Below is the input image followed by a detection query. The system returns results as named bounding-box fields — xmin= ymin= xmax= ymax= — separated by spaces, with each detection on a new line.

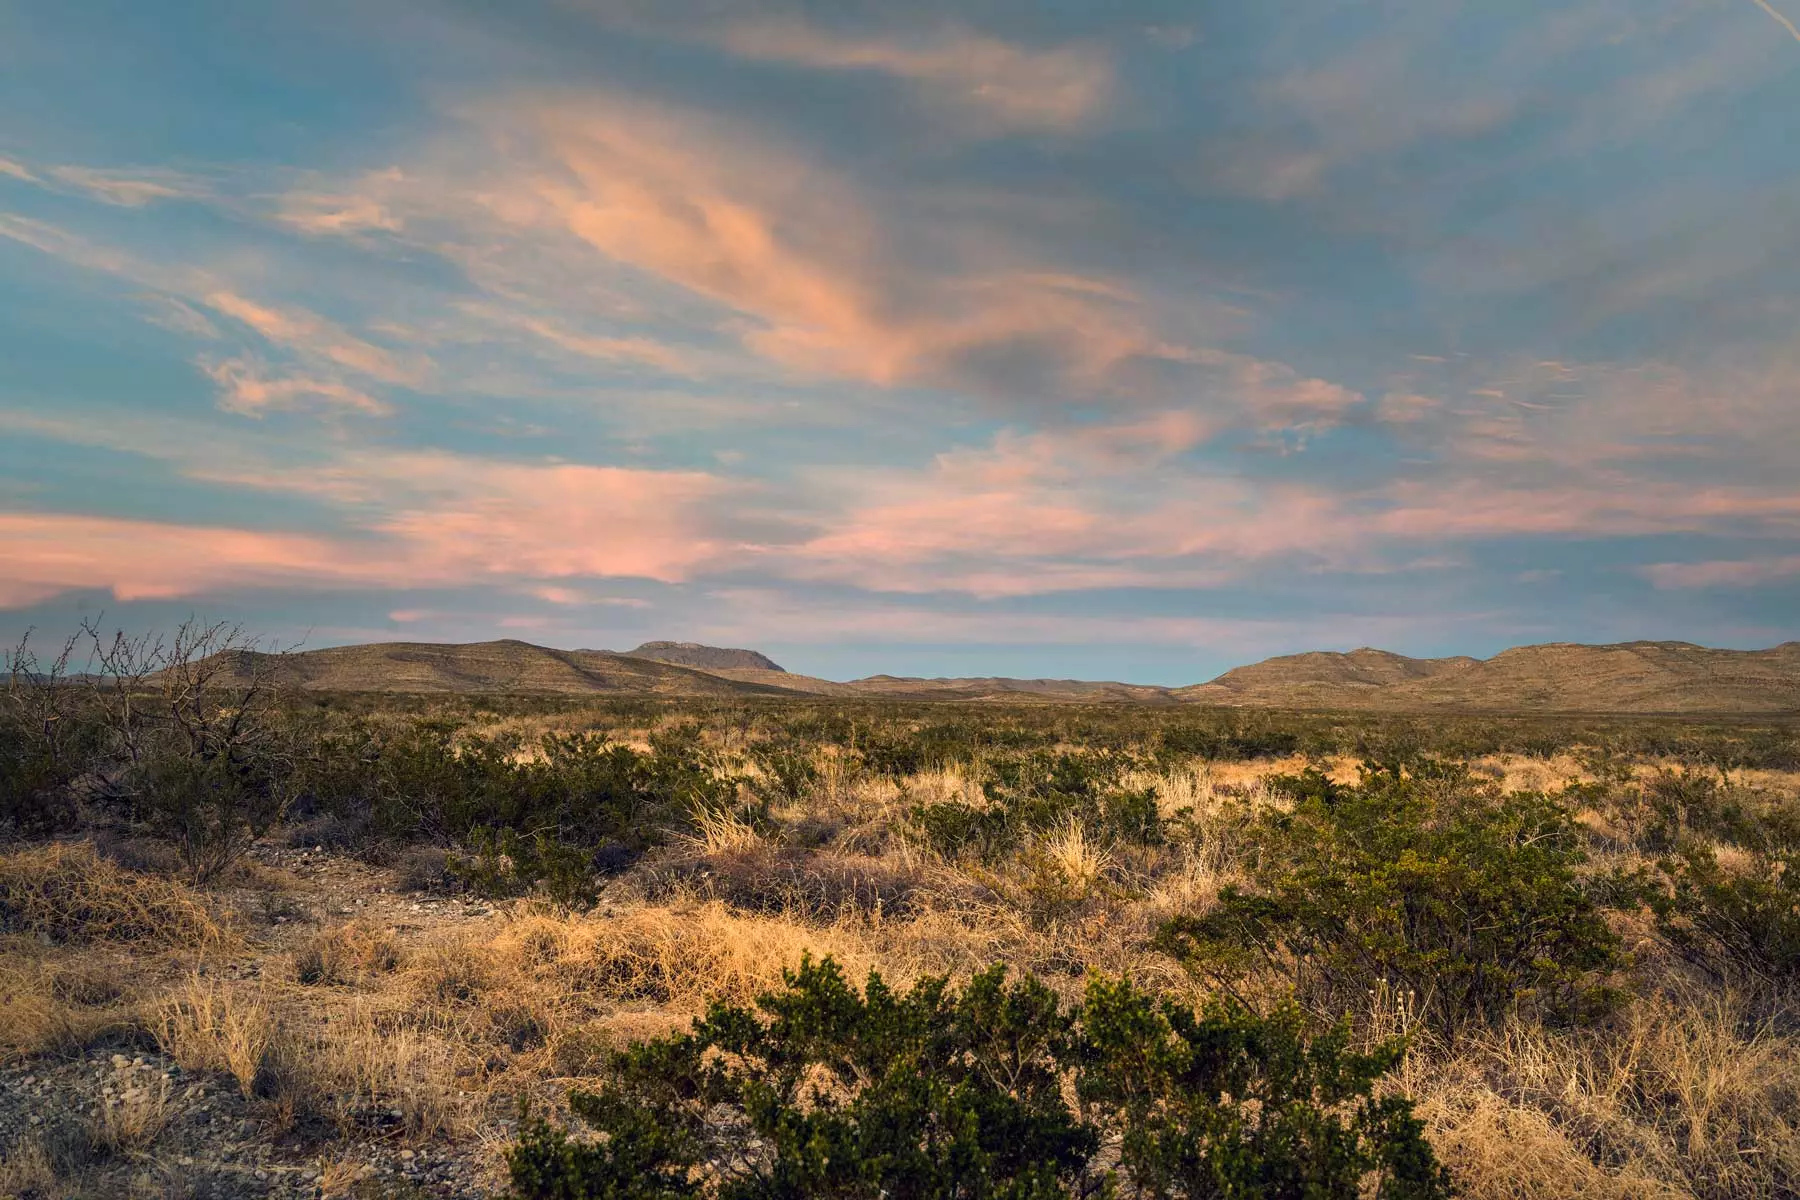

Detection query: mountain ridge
xmin=189 ymin=637 xmax=1800 ymax=713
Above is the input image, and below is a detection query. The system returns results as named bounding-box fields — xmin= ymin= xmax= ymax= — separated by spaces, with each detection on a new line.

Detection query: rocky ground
xmin=0 ymin=840 xmax=528 ymax=1200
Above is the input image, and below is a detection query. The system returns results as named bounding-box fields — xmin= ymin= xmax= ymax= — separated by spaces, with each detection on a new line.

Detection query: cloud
xmin=0 ymin=158 xmax=39 ymax=183
xmin=1748 ymin=0 xmax=1800 ymax=43
xmin=44 ymin=165 xmax=209 ymax=207
xmin=694 ymin=587 xmax=1475 ymax=652
xmin=0 ymin=212 xmax=428 ymax=415
xmin=784 ymin=418 xmax=1354 ymax=596
xmin=713 ymin=18 xmax=1114 ymax=132
xmin=276 ymin=170 xmax=408 ymax=234
xmin=201 ymin=357 xmax=392 ymax=417
xmin=0 ymin=513 xmax=374 ymax=606
xmin=271 ymin=90 xmax=1351 ymax=425
xmin=1641 ymin=555 xmax=1800 ymax=589
xmin=0 ymin=446 xmax=754 ymax=610
xmin=202 ymin=291 xmax=424 ymax=387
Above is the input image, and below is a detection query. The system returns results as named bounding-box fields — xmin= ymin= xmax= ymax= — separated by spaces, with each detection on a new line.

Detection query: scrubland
xmin=4 ymin=635 xmax=1800 ymax=1197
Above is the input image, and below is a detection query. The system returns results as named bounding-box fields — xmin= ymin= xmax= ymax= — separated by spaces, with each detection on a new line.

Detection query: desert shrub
xmin=1159 ymin=724 xmax=1300 ymax=761
xmin=298 ymin=722 xmax=737 ymax=900
xmin=449 ymin=825 xmax=598 ymax=907
xmin=1077 ymin=976 xmax=1452 ymax=1199
xmin=911 ymin=751 xmax=1162 ymax=862
xmin=507 ymin=957 xmax=1450 ymax=1200
xmin=1158 ymin=762 xmax=1625 ymax=1036
xmin=1653 ymin=842 xmax=1800 ymax=984
xmin=1 ymin=631 xmax=103 ymax=834
xmin=129 ymin=749 xmax=292 ymax=884
xmin=751 ymin=746 xmax=821 ymax=803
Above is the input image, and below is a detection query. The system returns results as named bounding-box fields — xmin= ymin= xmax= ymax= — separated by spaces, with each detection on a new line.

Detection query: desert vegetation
xmin=3 ymin=627 xmax=1800 ymax=1197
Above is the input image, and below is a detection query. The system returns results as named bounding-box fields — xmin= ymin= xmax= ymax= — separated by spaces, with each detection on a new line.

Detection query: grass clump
xmin=0 ymin=842 xmax=229 ymax=949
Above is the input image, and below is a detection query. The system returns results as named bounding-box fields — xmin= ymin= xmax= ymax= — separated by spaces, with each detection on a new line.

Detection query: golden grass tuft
xmin=1036 ymin=818 xmax=1111 ymax=899
xmin=299 ymin=1001 xmax=472 ymax=1139
xmin=151 ymin=974 xmax=277 ymax=1098
xmin=1403 ymin=985 xmax=1800 ymax=1199
xmin=291 ymin=919 xmax=404 ymax=986
xmin=442 ymin=902 xmax=875 ymax=1014
xmin=88 ymin=1076 xmax=174 ymax=1160
xmin=0 ymin=842 xmax=230 ymax=949
xmin=685 ymin=805 xmax=765 ymax=856
xmin=0 ymin=949 xmax=145 ymax=1059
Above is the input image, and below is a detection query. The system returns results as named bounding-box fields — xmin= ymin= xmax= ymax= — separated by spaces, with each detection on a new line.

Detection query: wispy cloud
xmin=44 ymin=165 xmax=210 ymax=207
xmin=201 ymin=357 xmax=392 ymax=417
xmin=713 ymin=18 xmax=1114 ymax=132
xmin=1747 ymin=0 xmax=1800 ymax=44
xmin=1641 ymin=555 xmax=1800 ymax=589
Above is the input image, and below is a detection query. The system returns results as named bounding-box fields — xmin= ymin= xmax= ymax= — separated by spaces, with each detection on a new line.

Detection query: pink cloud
xmin=202 ymin=357 xmax=391 ymax=417
xmin=1641 ymin=556 xmax=1800 ymax=589
xmin=0 ymin=452 xmax=746 ymax=609
xmin=45 ymin=165 xmax=208 ymax=207
xmin=784 ymin=420 xmax=1356 ymax=596
xmin=713 ymin=20 xmax=1114 ymax=132
xmin=0 ymin=513 xmax=375 ymax=606
xmin=202 ymin=291 xmax=423 ymax=387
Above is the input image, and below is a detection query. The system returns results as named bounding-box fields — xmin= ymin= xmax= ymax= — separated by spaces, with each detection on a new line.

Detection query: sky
xmin=2 ymin=0 xmax=1798 ymax=684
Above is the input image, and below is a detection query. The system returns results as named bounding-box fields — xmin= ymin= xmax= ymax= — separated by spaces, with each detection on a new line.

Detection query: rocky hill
xmin=200 ymin=640 xmax=793 ymax=697
xmin=182 ymin=637 xmax=1800 ymax=712
xmin=622 ymin=641 xmax=786 ymax=672
xmin=1178 ymin=641 xmax=1800 ymax=713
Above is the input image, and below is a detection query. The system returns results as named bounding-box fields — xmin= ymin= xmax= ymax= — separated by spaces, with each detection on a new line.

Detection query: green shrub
xmin=910 ymin=752 xmax=1162 ymax=862
xmin=1653 ymin=842 xmax=1800 ymax=983
xmin=1158 ymin=762 xmax=1625 ymax=1036
xmin=1077 ymin=977 xmax=1452 ymax=1199
xmin=506 ymin=957 xmax=1451 ymax=1200
xmin=448 ymin=825 xmax=598 ymax=907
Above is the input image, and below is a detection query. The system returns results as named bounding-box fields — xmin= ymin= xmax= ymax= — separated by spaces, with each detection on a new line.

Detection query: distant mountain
xmin=199 ymin=640 xmax=793 ymax=698
xmin=1178 ymin=641 xmax=1800 ymax=714
xmin=182 ymin=637 xmax=1800 ymax=713
xmin=1178 ymin=648 xmax=1479 ymax=706
xmin=623 ymin=641 xmax=786 ymax=672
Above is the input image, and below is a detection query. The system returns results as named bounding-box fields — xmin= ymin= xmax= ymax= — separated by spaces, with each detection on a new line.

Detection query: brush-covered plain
xmin=4 ymin=638 xmax=1800 ymax=1198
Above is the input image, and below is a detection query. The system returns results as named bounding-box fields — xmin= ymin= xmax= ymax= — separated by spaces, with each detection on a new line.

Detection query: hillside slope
xmin=180 ymin=637 xmax=1800 ymax=712
xmin=204 ymin=640 xmax=798 ymax=697
xmin=623 ymin=641 xmax=786 ymax=672
xmin=1178 ymin=641 xmax=1800 ymax=713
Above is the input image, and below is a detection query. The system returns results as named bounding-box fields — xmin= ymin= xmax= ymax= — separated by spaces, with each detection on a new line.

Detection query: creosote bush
xmin=506 ymin=956 xmax=1451 ymax=1200
xmin=1157 ymin=761 xmax=1626 ymax=1036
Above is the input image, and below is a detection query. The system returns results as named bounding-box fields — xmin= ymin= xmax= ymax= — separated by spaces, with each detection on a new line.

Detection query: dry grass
xmin=0 ymin=1134 xmax=60 ymax=1197
xmin=1036 ymin=818 xmax=1112 ymax=899
xmin=291 ymin=919 xmax=404 ymax=986
xmin=88 ymin=1076 xmax=174 ymax=1160
xmin=1 ymin=745 xmax=1792 ymax=1195
xmin=685 ymin=804 xmax=765 ymax=856
xmin=150 ymin=974 xmax=276 ymax=1098
xmin=0 ymin=842 xmax=230 ymax=949
xmin=295 ymin=1000 xmax=471 ymax=1139
xmin=1404 ymin=985 xmax=1800 ymax=1199
xmin=0 ymin=948 xmax=146 ymax=1059
xmin=421 ymin=902 xmax=875 ymax=1017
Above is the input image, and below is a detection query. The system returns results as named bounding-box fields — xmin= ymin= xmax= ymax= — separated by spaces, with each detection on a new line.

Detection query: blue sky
xmin=2 ymin=0 xmax=1798 ymax=683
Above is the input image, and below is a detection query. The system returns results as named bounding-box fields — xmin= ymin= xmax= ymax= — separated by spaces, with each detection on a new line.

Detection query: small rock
xmin=399 ymin=1150 xmax=416 ymax=1162
xmin=111 ymin=1054 xmax=130 ymax=1070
